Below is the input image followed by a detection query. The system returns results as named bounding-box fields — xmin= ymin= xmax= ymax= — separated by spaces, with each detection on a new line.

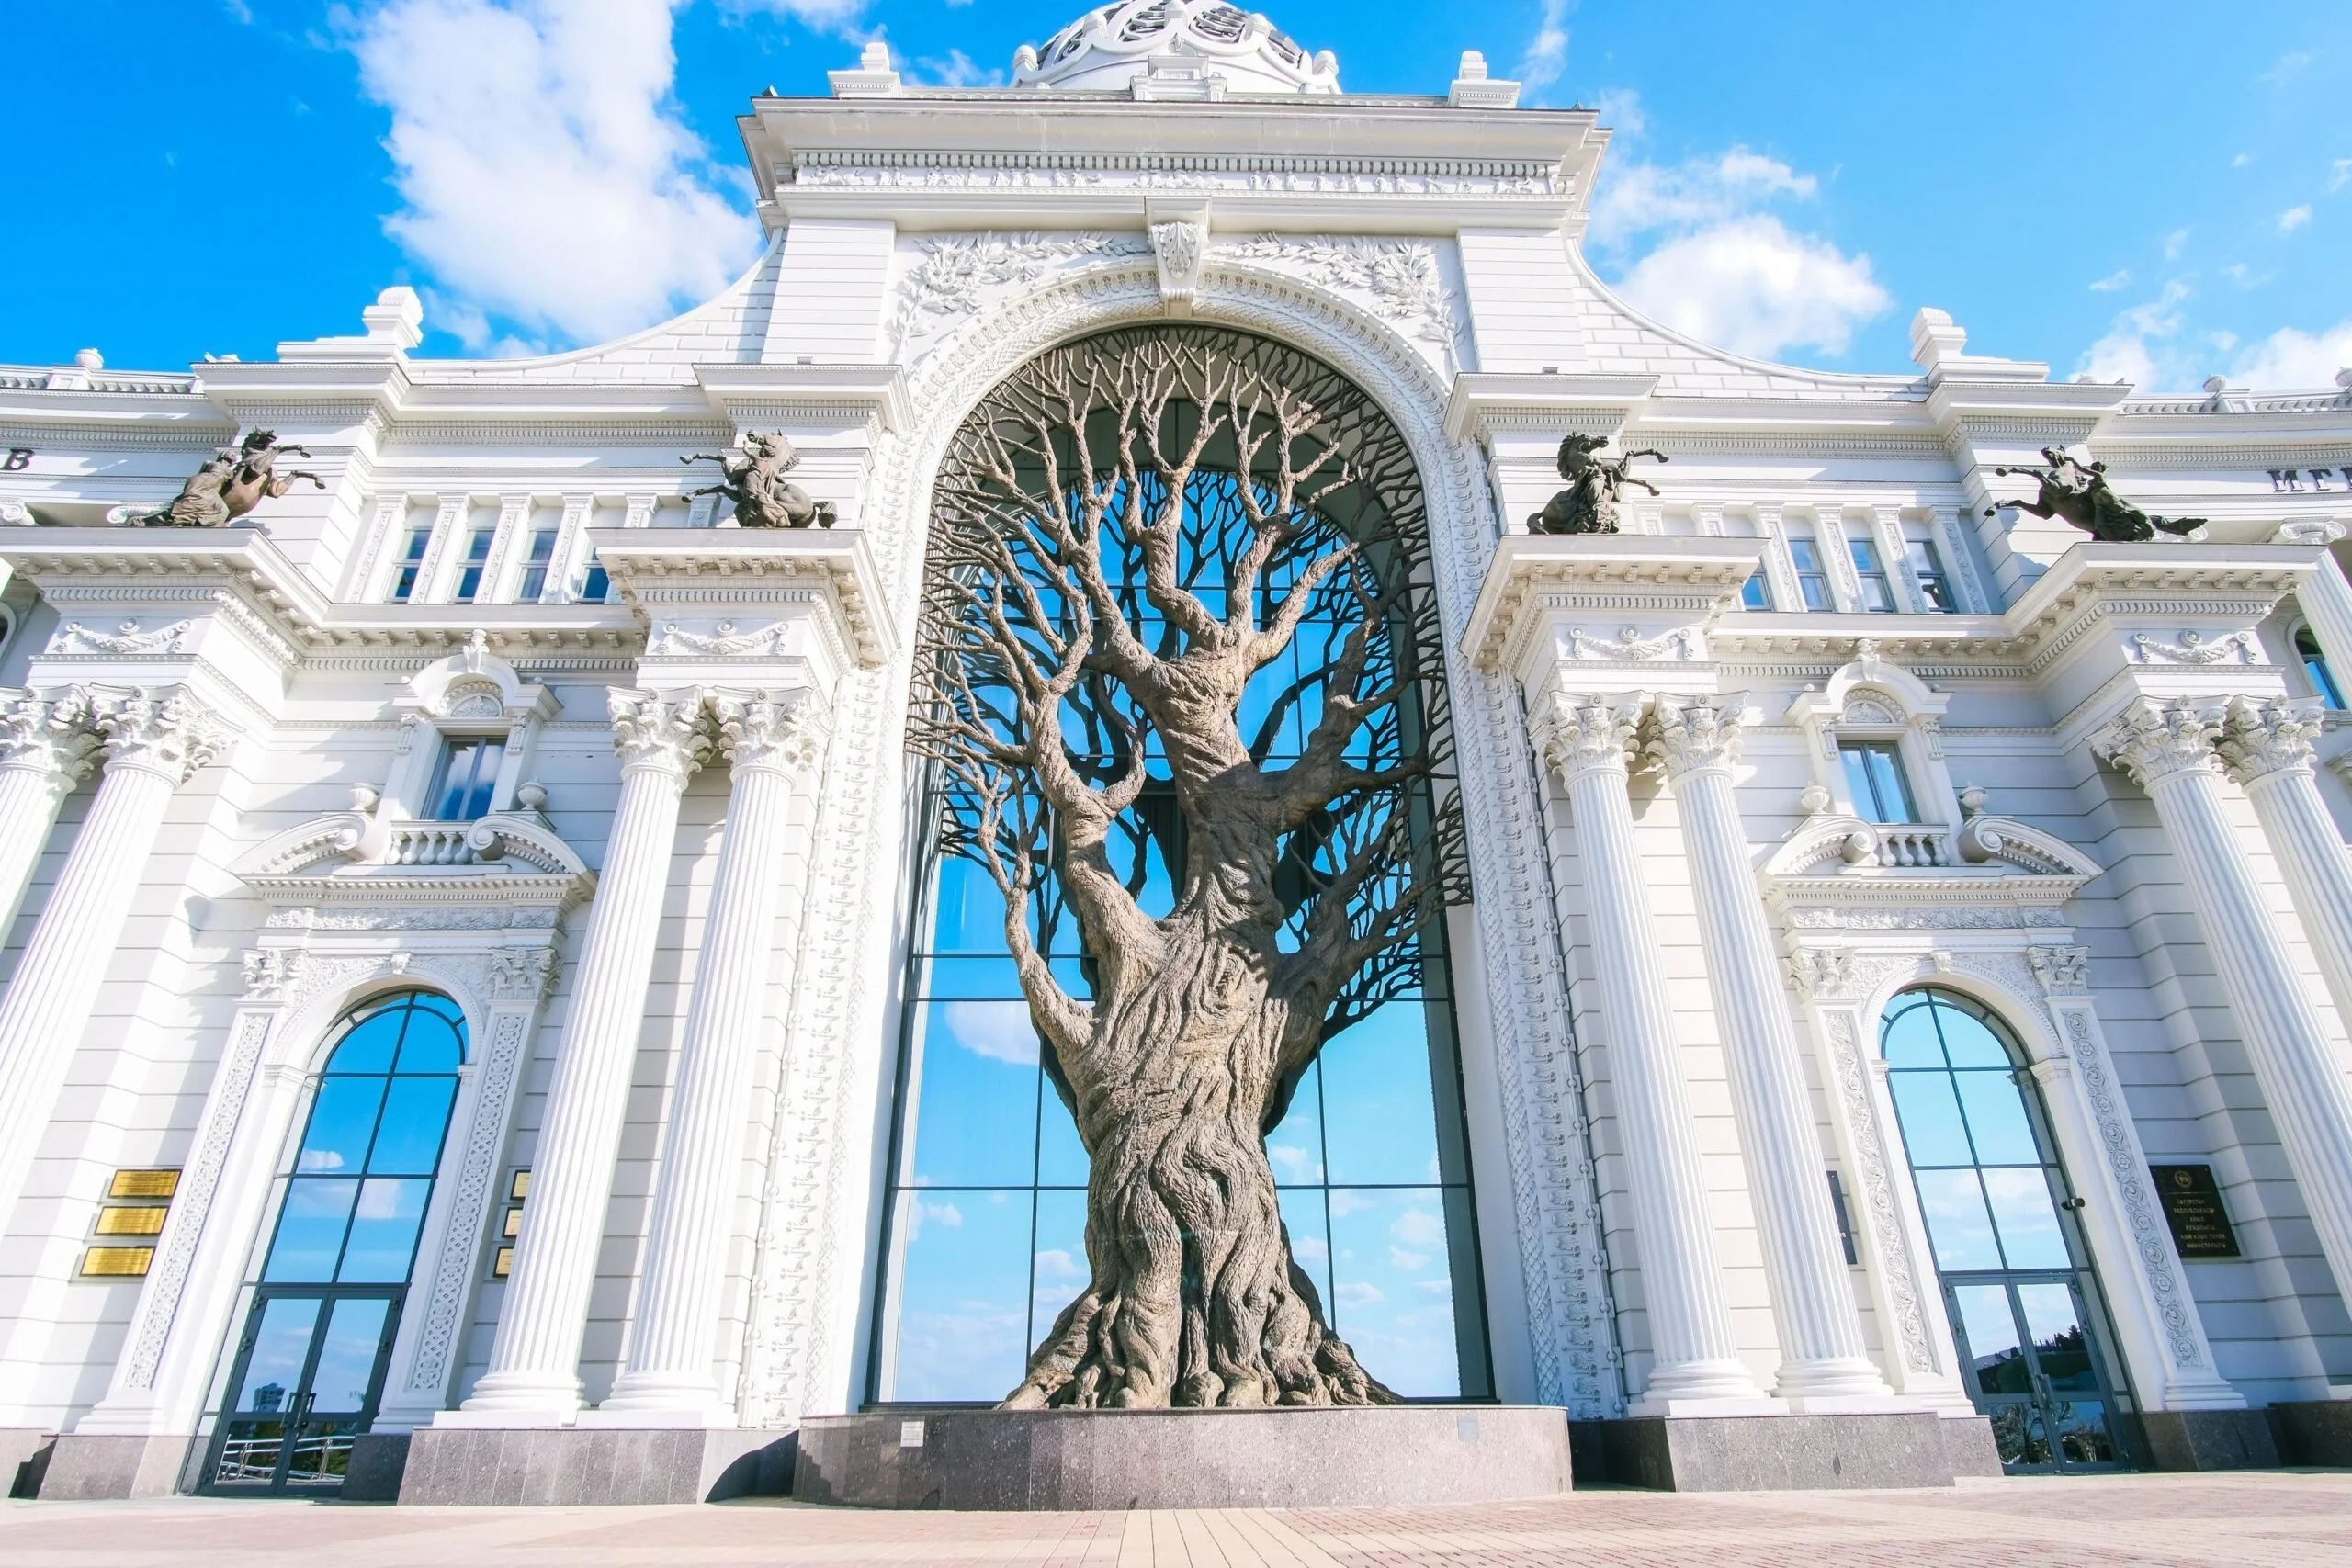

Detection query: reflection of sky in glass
xmin=1881 ymin=989 xmax=2081 ymax=1275
xmin=260 ymin=992 xmax=465 ymax=1285
xmin=310 ymin=1297 xmax=390 ymax=1411
xmin=878 ymin=849 xmax=1491 ymax=1402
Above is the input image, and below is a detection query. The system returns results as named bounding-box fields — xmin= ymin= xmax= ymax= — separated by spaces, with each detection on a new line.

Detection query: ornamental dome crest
xmin=1012 ymin=1 xmax=1340 ymax=97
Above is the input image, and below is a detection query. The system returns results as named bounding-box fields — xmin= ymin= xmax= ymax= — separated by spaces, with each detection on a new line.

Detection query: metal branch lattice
xmin=909 ymin=324 xmax=1468 ymax=1409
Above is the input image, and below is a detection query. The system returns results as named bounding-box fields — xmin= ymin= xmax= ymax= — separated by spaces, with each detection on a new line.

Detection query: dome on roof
xmin=1013 ymin=2 xmax=1340 ymax=97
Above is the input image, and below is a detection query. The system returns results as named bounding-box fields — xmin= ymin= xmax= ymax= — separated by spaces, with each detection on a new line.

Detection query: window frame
xmin=1838 ymin=739 xmax=1922 ymax=823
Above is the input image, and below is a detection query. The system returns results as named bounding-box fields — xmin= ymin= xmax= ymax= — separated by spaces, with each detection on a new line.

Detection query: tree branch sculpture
xmin=910 ymin=326 xmax=1468 ymax=1409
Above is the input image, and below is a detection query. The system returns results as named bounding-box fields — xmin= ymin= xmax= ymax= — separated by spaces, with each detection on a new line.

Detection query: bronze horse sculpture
xmin=137 ymin=430 xmax=323 ymax=528
xmin=1987 ymin=447 xmax=2205 ymax=542
xmin=682 ymin=432 xmax=836 ymax=529
xmin=1528 ymin=433 xmax=1668 ymax=536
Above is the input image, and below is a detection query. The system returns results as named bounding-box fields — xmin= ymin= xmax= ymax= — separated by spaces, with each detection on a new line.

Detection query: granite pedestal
xmin=1584 ymin=1411 xmax=1970 ymax=1491
xmin=793 ymin=1405 xmax=1571 ymax=1510
xmin=2267 ymin=1399 xmax=2352 ymax=1466
xmin=396 ymin=1426 xmax=797 ymax=1505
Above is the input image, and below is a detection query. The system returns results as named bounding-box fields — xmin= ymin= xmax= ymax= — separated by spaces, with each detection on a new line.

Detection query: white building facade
xmin=3 ymin=2 xmax=2351 ymax=1501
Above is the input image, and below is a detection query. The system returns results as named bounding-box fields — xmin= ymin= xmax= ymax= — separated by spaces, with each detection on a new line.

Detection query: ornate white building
xmin=3 ymin=1 xmax=2351 ymax=1502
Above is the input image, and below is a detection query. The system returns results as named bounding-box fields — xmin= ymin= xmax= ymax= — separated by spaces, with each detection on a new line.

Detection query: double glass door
xmin=207 ymin=1286 xmax=401 ymax=1493
xmin=1943 ymin=1274 xmax=2123 ymax=1471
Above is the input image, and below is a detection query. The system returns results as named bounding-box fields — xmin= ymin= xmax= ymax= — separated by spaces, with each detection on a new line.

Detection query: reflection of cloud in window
xmin=1388 ymin=1247 xmax=1430 ymax=1269
xmin=1416 ymin=1279 xmax=1451 ymax=1298
xmin=943 ymin=1000 xmax=1038 ymax=1066
xmin=298 ymin=1151 xmax=345 ymax=1171
xmin=1336 ymin=1280 xmax=1384 ymax=1309
xmin=1328 ymin=1190 xmax=1374 ymax=1218
xmin=1268 ymin=1142 xmax=1315 ymax=1179
xmin=1390 ymin=1207 xmax=1444 ymax=1247
xmin=355 ymin=1179 xmax=414 ymax=1220
xmin=1033 ymin=1247 xmax=1083 ymax=1281
xmin=910 ymin=1200 xmax=964 ymax=1240
xmin=1291 ymin=1235 xmax=1329 ymax=1265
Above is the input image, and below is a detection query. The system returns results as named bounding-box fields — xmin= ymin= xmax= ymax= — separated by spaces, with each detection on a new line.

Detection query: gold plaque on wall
xmin=81 ymin=1247 xmax=155 ymax=1277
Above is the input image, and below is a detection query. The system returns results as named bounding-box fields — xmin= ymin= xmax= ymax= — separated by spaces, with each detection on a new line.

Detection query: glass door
xmin=1943 ymin=1276 xmax=2124 ymax=1471
xmin=209 ymin=1287 xmax=401 ymax=1493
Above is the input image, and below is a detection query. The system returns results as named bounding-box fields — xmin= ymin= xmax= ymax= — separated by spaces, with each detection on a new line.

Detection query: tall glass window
xmin=390 ymin=527 xmax=430 ymax=603
xmin=453 ymin=525 xmax=495 ymax=604
xmin=1907 ymin=539 xmax=1958 ymax=612
xmin=1788 ymin=536 xmax=1834 ymax=610
xmin=1739 ymin=570 xmax=1772 ymax=610
xmin=209 ymin=991 xmax=469 ymax=1494
xmin=262 ymin=992 xmax=466 ymax=1286
xmin=2295 ymin=626 xmax=2344 ymax=709
xmin=1880 ymin=988 xmax=2131 ymax=1472
xmin=1849 ymin=537 xmax=1896 ymax=612
xmin=514 ymin=525 xmax=559 ymax=602
xmin=432 ymin=738 xmax=506 ymax=820
xmin=876 ymin=854 xmax=1487 ymax=1404
xmin=1839 ymin=739 xmax=1919 ymax=823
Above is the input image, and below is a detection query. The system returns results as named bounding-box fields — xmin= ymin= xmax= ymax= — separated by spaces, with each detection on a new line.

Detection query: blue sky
xmin=7 ymin=1 xmax=2346 ymax=389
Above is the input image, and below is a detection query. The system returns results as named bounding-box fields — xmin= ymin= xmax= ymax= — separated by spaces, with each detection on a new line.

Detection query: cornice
xmin=695 ymin=363 xmax=912 ymax=433
xmin=1463 ymin=536 xmax=1760 ymax=673
xmin=589 ymin=525 xmax=898 ymax=669
xmin=1444 ymin=373 xmax=1656 ymax=443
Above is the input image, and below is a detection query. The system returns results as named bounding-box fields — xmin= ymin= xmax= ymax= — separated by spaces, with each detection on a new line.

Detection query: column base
xmin=1579 ymin=1410 xmax=1958 ymax=1491
xmin=588 ymin=1371 xmax=732 ymax=1427
xmin=444 ymin=1369 xmax=585 ymax=1426
xmin=1629 ymin=1358 xmax=1775 ymax=1415
xmin=1770 ymin=1357 xmax=1898 ymax=1404
xmin=397 ymin=1424 xmax=796 ymax=1505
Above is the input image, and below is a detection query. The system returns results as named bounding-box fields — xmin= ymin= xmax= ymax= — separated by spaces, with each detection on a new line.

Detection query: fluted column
xmin=2220 ymin=696 xmax=2352 ymax=1036
xmin=599 ymin=691 xmax=822 ymax=1423
xmin=455 ymin=689 xmax=711 ymax=1422
xmin=0 ymin=687 xmax=100 ymax=938
xmin=0 ymin=688 xmax=224 ymax=1228
xmin=1537 ymin=691 xmax=1768 ymax=1411
xmin=2094 ymin=695 xmax=2352 ymax=1312
xmin=1650 ymin=696 xmax=1893 ymax=1402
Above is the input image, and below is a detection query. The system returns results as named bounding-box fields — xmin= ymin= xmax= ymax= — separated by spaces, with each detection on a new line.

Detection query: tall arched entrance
xmin=1879 ymin=987 xmax=2133 ymax=1471
xmin=204 ymin=991 xmax=467 ymax=1494
xmin=873 ymin=323 xmax=1491 ymax=1406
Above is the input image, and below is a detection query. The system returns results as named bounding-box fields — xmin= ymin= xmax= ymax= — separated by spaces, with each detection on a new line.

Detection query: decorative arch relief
xmin=734 ymin=261 xmax=1617 ymax=1423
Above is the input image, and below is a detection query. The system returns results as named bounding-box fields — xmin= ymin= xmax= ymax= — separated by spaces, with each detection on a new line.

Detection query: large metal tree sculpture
xmin=910 ymin=325 xmax=1468 ymax=1409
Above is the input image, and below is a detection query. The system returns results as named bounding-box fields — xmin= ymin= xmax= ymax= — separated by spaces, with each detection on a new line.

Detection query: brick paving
xmin=3 ymin=1472 xmax=2348 ymax=1566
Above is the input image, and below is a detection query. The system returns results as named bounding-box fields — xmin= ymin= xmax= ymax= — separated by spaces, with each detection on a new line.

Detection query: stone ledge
xmin=35 ymin=1433 xmax=196 ymax=1499
xmin=794 ymin=1405 xmax=1571 ymax=1510
xmin=2136 ymin=1409 xmax=2280 ymax=1472
xmin=1582 ymin=1411 xmax=1958 ymax=1491
xmin=397 ymin=1426 xmax=796 ymax=1506
xmin=2267 ymin=1399 xmax=2352 ymax=1467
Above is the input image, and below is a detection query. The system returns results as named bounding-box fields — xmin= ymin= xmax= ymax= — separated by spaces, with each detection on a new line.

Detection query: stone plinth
xmin=2267 ymin=1399 xmax=2352 ymax=1467
xmin=793 ymin=1406 xmax=1571 ymax=1510
xmin=1585 ymin=1411 xmax=1962 ymax=1491
xmin=397 ymin=1427 xmax=796 ymax=1505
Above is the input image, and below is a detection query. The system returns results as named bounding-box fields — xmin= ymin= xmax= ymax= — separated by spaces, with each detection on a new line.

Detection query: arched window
xmin=876 ymin=325 xmax=1490 ymax=1409
xmin=209 ymin=990 xmax=467 ymax=1494
xmin=1879 ymin=987 xmax=2132 ymax=1472
xmin=2294 ymin=626 xmax=2344 ymax=710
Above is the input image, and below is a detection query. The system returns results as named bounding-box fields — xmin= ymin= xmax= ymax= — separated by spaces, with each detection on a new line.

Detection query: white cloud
xmin=1614 ymin=215 xmax=1889 ymax=359
xmin=907 ymin=47 xmax=1001 ymax=87
xmin=941 ymin=999 xmax=1039 ymax=1065
xmin=1588 ymin=119 xmax=1885 ymax=362
xmin=2164 ymin=228 xmax=2191 ymax=259
xmin=2279 ymin=204 xmax=2313 ymax=234
xmin=350 ymin=0 xmax=763 ymax=350
xmin=2089 ymin=268 xmax=2132 ymax=293
xmin=2261 ymin=49 xmax=2314 ymax=84
xmin=2332 ymin=160 xmax=2352 ymax=194
xmin=1513 ymin=0 xmax=1571 ymax=93
xmin=2231 ymin=321 xmax=2352 ymax=389
xmin=2222 ymin=263 xmax=2269 ymax=289
xmin=223 ymin=0 xmax=255 ymax=21
xmin=2231 ymin=152 xmax=2253 ymax=169
xmin=2078 ymin=279 xmax=2196 ymax=388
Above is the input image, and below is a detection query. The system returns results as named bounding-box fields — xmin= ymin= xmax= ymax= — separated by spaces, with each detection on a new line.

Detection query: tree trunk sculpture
xmin=910 ymin=327 xmax=1466 ymax=1409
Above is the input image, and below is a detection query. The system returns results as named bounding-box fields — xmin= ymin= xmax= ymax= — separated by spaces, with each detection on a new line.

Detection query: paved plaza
xmin=5 ymin=1472 xmax=2350 ymax=1567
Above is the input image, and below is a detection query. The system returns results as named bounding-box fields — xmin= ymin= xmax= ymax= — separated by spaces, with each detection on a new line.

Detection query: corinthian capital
xmin=94 ymin=688 xmax=227 ymax=784
xmin=711 ymin=688 xmax=827 ymax=775
xmin=608 ymin=688 xmax=714 ymax=782
xmin=1531 ymin=690 xmax=1643 ymax=782
xmin=1646 ymin=694 xmax=1745 ymax=777
xmin=2215 ymin=694 xmax=2321 ymax=784
xmin=0 ymin=686 xmax=102 ymax=791
xmin=2091 ymin=696 xmax=2221 ymax=790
